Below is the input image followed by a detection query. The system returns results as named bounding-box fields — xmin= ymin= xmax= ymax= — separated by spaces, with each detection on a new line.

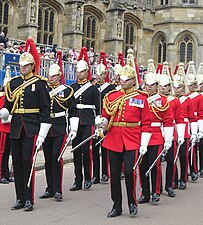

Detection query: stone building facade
xmin=1 ymin=0 xmax=203 ymax=70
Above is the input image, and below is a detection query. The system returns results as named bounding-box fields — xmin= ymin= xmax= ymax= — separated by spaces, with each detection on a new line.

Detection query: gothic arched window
xmin=179 ymin=36 xmax=193 ymax=64
xmin=82 ymin=13 xmax=96 ymax=50
xmin=157 ymin=37 xmax=166 ymax=63
xmin=124 ymin=21 xmax=135 ymax=57
xmin=0 ymin=1 xmax=9 ymax=32
xmin=37 ymin=5 xmax=55 ymax=45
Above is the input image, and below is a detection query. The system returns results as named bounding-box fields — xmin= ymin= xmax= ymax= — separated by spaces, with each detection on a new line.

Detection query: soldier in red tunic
xmin=138 ymin=59 xmax=174 ymax=204
xmin=159 ymin=61 xmax=185 ymax=197
xmin=172 ymin=63 xmax=197 ymax=190
xmin=100 ymin=64 xmax=151 ymax=218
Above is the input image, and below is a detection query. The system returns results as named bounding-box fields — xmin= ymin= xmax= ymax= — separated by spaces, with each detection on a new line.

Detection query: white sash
xmin=167 ymin=95 xmax=175 ymax=102
xmin=98 ymin=83 xmax=110 ymax=93
xmin=74 ymin=82 xmax=92 ymax=99
xmin=49 ymin=85 xmax=67 ymax=97
xmin=116 ymin=85 xmax=121 ymax=91
xmin=147 ymin=93 xmax=161 ymax=103
xmin=179 ymin=96 xmax=187 ymax=104
xmin=189 ymin=92 xmax=199 ymax=99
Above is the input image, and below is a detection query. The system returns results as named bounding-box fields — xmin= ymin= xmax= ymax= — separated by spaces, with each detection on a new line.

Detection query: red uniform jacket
xmin=102 ymin=89 xmax=151 ymax=152
xmin=179 ymin=95 xmax=197 ymax=138
xmin=187 ymin=92 xmax=203 ymax=121
xmin=167 ymin=96 xmax=184 ymax=140
xmin=0 ymin=93 xmax=10 ymax=133
xmin=147 ymin=93 xmax=174 ymax=146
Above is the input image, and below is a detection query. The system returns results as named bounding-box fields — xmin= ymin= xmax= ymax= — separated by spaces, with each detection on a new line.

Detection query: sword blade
xmin=145 ymin=147 xmax=166 ymax=177
xmin=133 ymin=154 xmax=142 ymax=170
xmin=174 ymin=143 xmax=181 ymax=165
xmin=57 ymin=136 xmax=72 ymax=162
xmin=71 ymin=133 xmax=97 ymax=153
xmin=95 ymin=135 xmax=106 ymax=147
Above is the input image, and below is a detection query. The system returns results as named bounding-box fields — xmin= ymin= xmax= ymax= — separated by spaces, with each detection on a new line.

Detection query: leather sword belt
xmin=14 ymin=108 xmax=40 ymax=114
xmin=50 ymin=111 xmax=66 ymax=118
xmin=112 ymin=122 xmax=140 ymax=127
xmin=77 ymin=104 xmax=95 ymax=109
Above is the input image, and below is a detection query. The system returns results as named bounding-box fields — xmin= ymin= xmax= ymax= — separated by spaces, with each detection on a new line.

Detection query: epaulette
xmin=104 ymin=89 xmax=118 ymax=98
xmin=10 ymin=76 xmax=20 ymax=82
xmin=137 ymin=90 xmax=149 ymax=97
xmin=0 ymin=92 xmax=4 ymax=97
xmin=35 ymin=75 xmax=48 ymax=81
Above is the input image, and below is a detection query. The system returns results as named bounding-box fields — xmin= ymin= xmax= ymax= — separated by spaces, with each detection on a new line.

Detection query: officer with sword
xmin=69 ymin=47 xmax=100 ymax=191
xmin=39 ymin=51 xmax=79 ymax=201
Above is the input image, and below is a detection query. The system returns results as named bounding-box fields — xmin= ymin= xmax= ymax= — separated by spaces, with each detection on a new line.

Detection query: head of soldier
xmin=19 ymin=52 xmax=35 ymax=77
xmin=48 ymin=63 xmax=61 ymax=85
xmin=172 ymin=75 xmax=185 ymax=97
xmin=144 ymin=71 xmax=158 ymax=96
xmin=186 ymin=73 xmax=197 ymax=92
xmin=119 ymin=65 xmax=136 ymax=90
xmin=159 ymin=73 xmax=172 ymax=96
xmin=113 ymin=64 xmax=122 ymax=83
xmin=95 ymin=63 xmax=107 ymax=83
xmin=76 ymin=60 xmax=88 ymax=81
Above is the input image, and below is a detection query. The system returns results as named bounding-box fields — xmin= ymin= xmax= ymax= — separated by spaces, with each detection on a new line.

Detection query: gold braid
xmin=149 ymin=99 xmax=169 ymax=120
xmin=5 ymin=77 xmax=39 ymax=114
xmin=50 ymin=86 xmax=74 ymax=110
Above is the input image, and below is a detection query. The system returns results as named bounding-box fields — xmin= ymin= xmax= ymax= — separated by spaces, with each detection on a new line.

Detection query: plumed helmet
xmin=119 ymin=64 xmax=136 ymax=81
xmin=48 ymin=63 xmax=61 ymax=76
xmin=145 ymin=59 xmax=158 ymax=85
xmin=197 ymin=62 xmax=203 ymax=85
xmin=3 ymin=65 xmax=11 ymax=87
xmin=173 ymin=63 xmax=186 ymax=87
xmin=185 ymin=61 xmax=197 ymax=85
xmin=113 ymin=63 xmax=123 ymax=75
xmin=159 ymin=61 xmax=171 ymax=86
xmin=96 ymin=63 xmax=106 ymax=76
xmin=19 ymin=52 xmax=35 ymax=66
xmin=76 ymin=60 xmax=88 ymax=72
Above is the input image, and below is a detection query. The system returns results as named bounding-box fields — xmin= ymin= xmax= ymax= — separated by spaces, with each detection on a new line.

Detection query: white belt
xmin=184 ymin=118 xmax=189 ymax=122
xmin=194 ymin=112 xmax=197 ymax=116
xmin=151 ymin=122 xmax=161 ymax=127
xmin=77 ymin=104 xmax=96 ymax=109
xmin=51 ymin=111 xmax=66 ymax=118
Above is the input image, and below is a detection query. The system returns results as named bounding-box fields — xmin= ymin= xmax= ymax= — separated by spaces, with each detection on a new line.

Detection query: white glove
xmin=68 ymin=130 xmax=77 ymax=140
xmin=139 ymin=132 xmax=152 ymax=156
xmin=197 ymin=131 xmax=203 ymax=141
xmin=0 ymin=108 xmax=9 ymax=121
xmin=36 ymin=123 xmax=52 ymax=150
xmin=177 ymin=137 xmax=185 ymax=146
xmin=190 ymin=134 xmax=197 ymax=144
xmin=69 ymin=117 xmax=79 ymax=134
xmin=139 ymin=146 xmax=148 ymax=156
xmin=164 ymin=141 xmax=172 ymax=151
xmin=95 ymin=115 xmax=102 ymax=126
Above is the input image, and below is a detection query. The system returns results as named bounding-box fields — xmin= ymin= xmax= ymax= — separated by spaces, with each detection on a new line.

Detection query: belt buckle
xmin=78 ymin=104 xmax=83 ymax=109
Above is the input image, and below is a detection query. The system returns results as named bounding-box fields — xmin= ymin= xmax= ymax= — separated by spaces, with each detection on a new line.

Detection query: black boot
xmin=11 ymin=200 xmax=25 ymax=210
xmin=24 ymin=200 xmax=33 ymax=212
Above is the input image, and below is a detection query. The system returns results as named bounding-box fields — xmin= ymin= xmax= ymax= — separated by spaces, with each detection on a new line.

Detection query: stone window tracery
xmin=179 ymin=35 xmax=194 ymax=64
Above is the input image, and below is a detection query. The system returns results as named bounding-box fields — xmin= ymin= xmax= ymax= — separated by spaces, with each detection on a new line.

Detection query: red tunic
xmin=167 ymin=96 xmax=184 ymax=140
xmin=102 ymin=89 xmax=151 ymax=152
xmin=147 ymin=93 xmax=174 ymax=146
xmin=179 ymin=95 xmax=197 ymax=138
xmin=187 ymin=92 xmax=203 ymax=120
xmin=0 ymin=93 xmax=10 ymax=133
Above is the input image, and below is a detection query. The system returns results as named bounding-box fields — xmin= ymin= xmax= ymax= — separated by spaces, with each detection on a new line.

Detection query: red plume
xmin=98 ymin=51 xmax=110 ymax=82
xmin=173 ymin=65 xmax=179 ymax=76
xmin=156 ymin=64 xmax=163 ymax=74
xmin=78 ymin=47 xmax=92 ymax=80
xmin=24 ymin=38 xmax=40 ymax=75
xmin=118 ymin=52 xmax=125 ymax=66
xmin=56 ymin=50 xmax=65 ymax=84
xmin=134 ymin=57 xmax=141 ymax=85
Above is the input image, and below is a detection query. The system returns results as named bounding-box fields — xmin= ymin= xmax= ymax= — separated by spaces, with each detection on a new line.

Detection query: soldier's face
xmin=145 ymin=83 xmax=158 ymax=95
xmin=48 ymin=74 xmax=61 ymax=85
xmin=20 ymin=63 xmax=33 ymax=75
xmin=159 ymin=84 xmax=171 ymax=95
xmin=173 ymin=85 xmax=184 ymax=96
xmin=198 ymin=83 xmax=203 ymax=92
xmin=96 ymin=72 xmax=107 ymax=82
xmin=120 ymin=78 xmax=135 ymax=90
xmin=187 ymin=83 xmax=196 ymax=92
xmin=77 ymin=70 xmax=87 ymax=80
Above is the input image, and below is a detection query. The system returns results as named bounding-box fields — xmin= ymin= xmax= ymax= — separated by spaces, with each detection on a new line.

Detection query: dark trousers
xmin=11 ymin=129 xmax=37 ymax=204
xmin=189 ymin=143 xmax=198 ymax=174
xmin=92 ymin=138 xmax=109 ymax=179
xmin=164 ymin=141 xmax=176 ymax=189
xmin=0 ymin=132 xmax=11 ymax=180
xmin=139 ymin=145 xmax=162 ymax=196
xmin=42 ymin=135 xmax=67 ymax=194
xmin=108 ymin=149 xmax=137 ymax=212
xmin=72 ymin=125 xmax=93 ymax=185
xmin=174 ymin=138 xmax=189 ymax=183
xmin=198 ymin=139 xmax=203 ymax=171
